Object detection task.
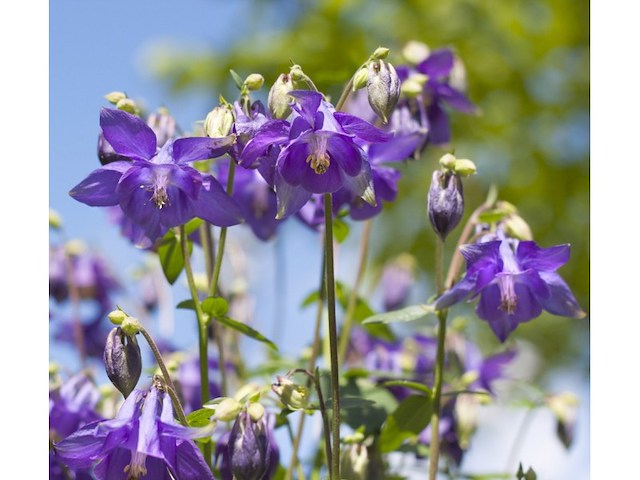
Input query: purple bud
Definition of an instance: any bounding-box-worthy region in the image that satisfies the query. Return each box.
[366,59,401,124]
[228,410,277,480]
[104,327,142,398]
[427,170,464,241]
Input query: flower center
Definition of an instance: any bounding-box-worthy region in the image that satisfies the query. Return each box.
[124,451,148,479]
[497,275,517,314]
[306,135,330,174]
[146,171,170,209]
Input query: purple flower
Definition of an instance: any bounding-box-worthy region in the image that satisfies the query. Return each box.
[53,310,113,359]
[378,254,416,311]
[397,48,477,146]
[50,373,102,442]
[176,357,222,414]
[435,238,586,341]
[241,91,391,219]
[70,108,243,242]
[49,243,120,310]
[54,385,214,480]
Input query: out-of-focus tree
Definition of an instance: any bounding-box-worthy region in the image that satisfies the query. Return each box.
[146,0,589,373]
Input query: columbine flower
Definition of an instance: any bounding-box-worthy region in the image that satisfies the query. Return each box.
[435,238,586,341]
[54,384,213,480]
[176,356,223,414]
[50,373,102,442]
[70,108,243,242]
[241,90,391,219]
[378,254,416,311]
[396,48,477,146]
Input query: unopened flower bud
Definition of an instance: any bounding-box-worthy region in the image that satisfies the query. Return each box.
[215,397,243,421]
[120,316,142,336]
[503,214,533,241]
[352,67,369,91]
[427,170,464,241]
[367,60,400,124]
[546,392,579,449]
[243,73,265,91]
[104,327,142,398]
[271,376,311,411]
[439,153,457,170]
[108,309,127,325]
[247,402,265,422]
[268,73,294,119]
[371,47,390,60]
[146,108,176,147]
[204,105,234,138]
[402,41,431,65]
[115,98,139,115]
[229,411,272,480]
[340,443,369,480]
[453,158,477,177]
[49,209,62,230]
[104,91,127,105]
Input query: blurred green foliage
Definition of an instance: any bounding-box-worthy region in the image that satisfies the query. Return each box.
[147,0,588,374]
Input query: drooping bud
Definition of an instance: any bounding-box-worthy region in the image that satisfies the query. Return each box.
[366,60,400,124]
[439,153,457,170]
[247,402,265,422]
[427,170,464,241]
[340,443,369,480]
[115,97,139,115]
[267,73,294,119]
[228,410,271,480]
[546,392,579,449]
[104,327,142,398]
[120,315,142,336]
[271,376,311,411]
[453,158,477,177]
[107,309,127,325]
[243,73,265,91]
[204,105,234,138]
[352,67,369,91]
[402,41,431,65]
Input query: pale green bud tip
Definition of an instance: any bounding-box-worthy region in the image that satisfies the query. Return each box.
[247,402,265,422]
[271,376,310,410]
[268,73,294,120]
[120,316,142,336]
[108,310,127,326]
[439,153,457,169]
[402,41,430,65]
[289,64,305,82]
[243,73,265,91]
[453,158,477,176]
[504,214,533,241]
[116,98,138,115]
[204,106,234,138]
[372,46,390,60]
[65,239,86,256]
[215,398,243,421]
[49,209,63,229]
[105,91,127,104]
[352,67,369,91]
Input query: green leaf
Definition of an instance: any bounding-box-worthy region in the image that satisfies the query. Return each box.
[186,408,214,427]
[335,281,394,341]
[379,394,433,453]
[157,230,191,285]
[202,297,229,317]
[214,315,278,351]
[300,289,320,308]
[363,304,436,325]
[184,218,203,236]
[176,299,195,310]
[333,217,350,243]
[340,377,399,435]
[382,380,432,396]
[229,69,244,89]
[478,209,508,224]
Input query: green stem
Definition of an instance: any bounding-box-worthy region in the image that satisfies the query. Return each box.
[334,76,354,112]
[337,219,372,364]
[429,238,448,480]
[138,326,188,426]
[285,253,327,480]
[323,193,341,480]
[178,225,213,468]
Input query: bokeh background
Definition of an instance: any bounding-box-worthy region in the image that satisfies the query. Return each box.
[50,0,589,478]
